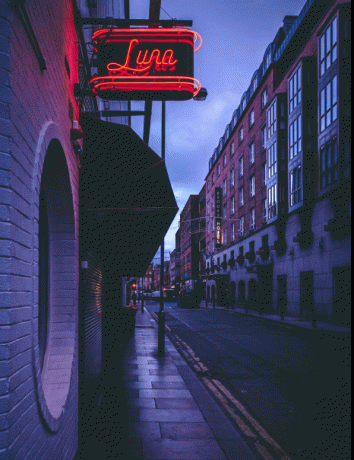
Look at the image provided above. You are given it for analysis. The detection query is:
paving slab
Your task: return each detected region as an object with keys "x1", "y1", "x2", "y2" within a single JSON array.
[{"x1": 77, "y1": 308, "x2": 257, "y2": 460}]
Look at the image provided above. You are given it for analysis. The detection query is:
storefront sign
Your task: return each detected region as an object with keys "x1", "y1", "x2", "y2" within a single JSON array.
[
  {"x1": 215, "y1": 187, "x2": 222, "y2": 248},
  {"x1": 90, "y1": 28, "x2": 202, "y2": 100}
]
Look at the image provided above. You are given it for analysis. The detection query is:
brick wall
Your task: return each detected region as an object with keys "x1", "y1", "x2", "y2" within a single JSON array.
[{"x1": 0, "y1": 0, "x2": 80, "y2": 458}]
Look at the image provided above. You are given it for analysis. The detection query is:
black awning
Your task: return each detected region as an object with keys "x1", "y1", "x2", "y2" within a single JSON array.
[{"x1": 80, "y1": 115, "x2": 178, "y2": 275}]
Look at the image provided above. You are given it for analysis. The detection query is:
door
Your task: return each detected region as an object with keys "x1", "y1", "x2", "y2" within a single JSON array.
[
  {"x1": 300, "y1": 271, "x2": 314, "y2": 319},
  {"x1": 277, "y1": 275, "x2": 287, "y2": 314},
  {"x1": 332, "y1": 266, "x2": 351, "y2": 327}
]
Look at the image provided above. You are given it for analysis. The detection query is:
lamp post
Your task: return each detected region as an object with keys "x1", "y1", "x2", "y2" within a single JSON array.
[
  {"x1": 157, "y1": 90, "x2": 207, "y2": 356},
  {"x1": 157, "y1": 100, "x2": 166, "y2": 356}
]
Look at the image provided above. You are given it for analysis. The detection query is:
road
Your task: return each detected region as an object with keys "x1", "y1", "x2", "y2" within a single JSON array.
[{"x1": 144, "y1": 301, "x2": 351, "y2": 460}]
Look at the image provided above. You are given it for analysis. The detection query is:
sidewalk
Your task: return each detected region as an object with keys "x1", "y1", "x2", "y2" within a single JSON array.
[
  {"x1": 199, "y1": 301, "x2": 351, "y2": 332},
  {"x1": 79, "y1": 307, "x2": 257, "y2": 460}
]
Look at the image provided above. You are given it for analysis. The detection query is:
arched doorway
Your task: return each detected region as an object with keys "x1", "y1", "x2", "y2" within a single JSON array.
[
  {"x1": 230, "y1": 281, "x2": 236, "y2": 308},
  {"x1": 211, "y1": 284, "x2": 216, "y2": 304},
  {"x1": 238, "y1": 281, "x2": 245, "y2": 305},
  {"x1": 248, "y1": 279, "x2": 258, "y2": 310}
]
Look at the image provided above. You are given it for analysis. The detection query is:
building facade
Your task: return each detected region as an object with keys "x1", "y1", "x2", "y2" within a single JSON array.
[
  {"x1": 203, "y1": 0, "x2": 351, "y2": 325},
  {"x1": 0, "y1": 0, "x2": 178, "y2": 458},
  {"x1": 179, "y1": 195, "x2": 200, "y2": 288}
]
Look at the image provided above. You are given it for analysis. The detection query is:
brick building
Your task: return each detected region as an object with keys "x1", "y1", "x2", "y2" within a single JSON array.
[
  {"x1": 204, "y1": 0, "x2": 351, "y2": 325},
  {"x1": 179, "y1": 195, "x2": 200, "y2": 288},
  {"x1": 0, "y1": 0, "x2": 178, "y2": 458}
]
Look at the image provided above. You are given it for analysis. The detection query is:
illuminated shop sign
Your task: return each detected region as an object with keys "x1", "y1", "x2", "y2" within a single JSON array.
[
  {"x1": 215, "y1": 187, "x2": 222, "y2": 248},
  {"x1": 90, "y1": 28, "x2": 202, "y2": 100}
]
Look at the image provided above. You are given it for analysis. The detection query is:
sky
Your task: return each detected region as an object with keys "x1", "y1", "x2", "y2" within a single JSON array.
[{"x1": 129, "y1": 0, "x2": 307, "y2": 262}]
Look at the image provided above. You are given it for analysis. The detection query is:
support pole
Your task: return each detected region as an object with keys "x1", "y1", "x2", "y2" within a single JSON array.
[{"x1": 158, "y1": 100, "x2": 166, "y2": 356}]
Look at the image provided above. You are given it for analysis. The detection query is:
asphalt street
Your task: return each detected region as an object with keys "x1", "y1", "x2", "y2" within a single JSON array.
[{"x1": 145, "y1": 301, "x2": 351, "y2": 459}]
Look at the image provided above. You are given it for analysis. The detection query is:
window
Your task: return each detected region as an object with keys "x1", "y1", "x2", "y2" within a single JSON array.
[
  {"x1": 241, "y1": 97, "x2": 246, "y2": 112},
  {"x1": 251, "y1": 77, "x2": 257, "y2": 95},
  {"x1": 230, "y1": 141, "x2": 235, "y2": 157},
  {"x1": 223, "y1": 203, "x2": 227, "y2": 219},
  {"x1": 262, "y1": 199, "x2": 267, "y2": 223},
  {"x1": 265, "y1": 50, "x2": 271, "y2": 70},
  {"x1": 261, "y1": 162, "x2": 266, "y2": 187},
  {"x1": 239, "y1": 216, "x2": 244, "y2": 236},
  {"x1": 239, "y1": 156, "x2": 244, "y2": 177},
  {"x1": 267, "y1": 142, "x2": 277, "y2": 178},
  {"x1": 249, "y1": 141, "x2": 255, "y2": 165},
  {"x1": 212, "y1": 238, "x2": 215, "y2": 252},
  {"x1": 250, "y1": 175, "x2": 255, "y2": 197},
  {"x1": 289, "y1": 115, "x2": 302, "y2": 159},
  {"x1": 260, "y1": 125, "x2": 266, "y2": 151},
  {"x1": 212, "y1": 173, "x2": 214, "y2": 185},
  {"x1": 223, "y1": 153, "x2": 227, "y2": 168},
  {"x1": 230, "y1": 196, "x2": 235, "y2": 215},
  {"x1": 223, "y1": 229, "x2": 227, "y2": 245},
  {"x1": 239, "y1": 126, "x2": 244, "y2": 144},
  {"x1": 231, "y1": 222, "x2": 236, "y2": 241},
  {"x1": 250, "y1": 208, "x2": 256, "y2": 231},
  {"x1": 212, "y1": 217, "x2": 215, "y2": 230},
  {"x1": 320, "y1": 75, "x2": 338, "y2": 132},
  {"x1": 320, "y1": 137, "x2": 338, "y2": 188},
  {"x1": 290, "y1": 165, "x2": 302, "y2": 207},
  {"x1": 268, "y1": 183, "x2": 277, "y2": 219},
  {"x1": 217, "y1": 163, "x2": 221, "y2": 177},
  {"x1": 211, "y1": 194, "x2": 215, "y2": 211},
  {"x1": 261, "y1": 88, "x2": 268, "y2": 109},
  {"x1": 222, "y1": 177, "x2": 227, "y2": 197},
  {"x1": 267, "y1": 100, "x2": 276, "y2": 139},
  {"x1": 249, "y1": 109, "x2": 255, "y2": 129},
  {"x1": 239, "y1": 187, "x2": 244, "y2": 207},
  {"x1": 320, "y1": 16, "x2": 338, "y2": 76},
  {"x1": 289, "y1": 66, "x2": 301, "y2": 113},
  {"x1": 230, "y1": 167, "x2": 235, "y2": 189},
  {"x1": 207, "y1": 200, "x2": 210, "y2": 215}
]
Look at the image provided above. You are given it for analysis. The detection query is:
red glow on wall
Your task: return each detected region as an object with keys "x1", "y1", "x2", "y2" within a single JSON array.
[{"x1": 91, "y1": 28, "x2": 202, "y2": 100}]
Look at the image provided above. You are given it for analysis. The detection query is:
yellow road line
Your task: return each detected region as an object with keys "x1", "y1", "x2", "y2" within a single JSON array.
[
  {"x1": 201, "y1": 377, "x2": 257, "y2": 439},
  {"x1": 212, "y1": 379, "x2": 291, "y2": 460}
]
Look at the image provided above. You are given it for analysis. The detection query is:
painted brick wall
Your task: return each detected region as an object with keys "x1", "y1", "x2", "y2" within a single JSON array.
[{"x1": 1, "y1": 0, "x2": 80, "y2": 458}]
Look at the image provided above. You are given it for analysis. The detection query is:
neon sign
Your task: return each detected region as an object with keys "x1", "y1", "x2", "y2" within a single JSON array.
[{"x1": 90, "y1": 28, "x2": 202, "y2": 101}]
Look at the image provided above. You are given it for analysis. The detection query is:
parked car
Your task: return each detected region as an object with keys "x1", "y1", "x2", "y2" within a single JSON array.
[
  {"x1": 151, "y1": 290, "x2": 161, "y2": 300},
  {"x1": 177, "y1": 288, "x2": 199, "y2": 309}
]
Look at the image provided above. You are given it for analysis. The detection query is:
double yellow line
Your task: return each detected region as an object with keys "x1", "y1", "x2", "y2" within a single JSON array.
[{"x1": 150, "y1": 311, "x2": 291, "y2": 460}]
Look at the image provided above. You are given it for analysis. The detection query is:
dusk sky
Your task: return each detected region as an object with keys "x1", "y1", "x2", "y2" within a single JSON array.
[{"x1": 129, "y1": 0, "x2": 307, "y2": 261}]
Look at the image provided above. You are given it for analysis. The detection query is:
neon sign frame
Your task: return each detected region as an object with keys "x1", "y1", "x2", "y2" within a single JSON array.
[{"x1": 90, "y1": 28, "x2": 202, "y2": 101}]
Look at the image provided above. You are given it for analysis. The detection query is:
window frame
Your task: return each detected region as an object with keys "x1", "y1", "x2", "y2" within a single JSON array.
[
  {"x1": 239, "y1": 187, "x2": 244, "y2": 207},
  {"x1": 223, "y1": 153, "x2": 227, "y2": 168},
  {"x1": 268, "y1": 183, "x2": 277, "y2": 219},
  {"x1": 289, "y1": 114, "x2": 302, "y2": 159},
  {"x1": 230, "y1": 195, "x2": 235, "y2": 215},
  {"x1": 267, "y1": 141, "x2": 277, "y2": 178},
  {"x1": 249, "y1": 207, "x2": 256, "y2": 231},
  {"x1": 290, "y1": 165, "x2": 302, "y2": 207},
  {"x1": 222, "y1": 177, "x2": 227, "y2": 197},
  {"x1": 230, "y1": 140, "x2": 235, "y2": 158},
  {"x1": 261, "y1": 88, "x2": 268, "y2": 110},
  {"x1": 320, "y1": 75, "x2": 338, "y2": 132},
  {"x1": 249, "y1": 108, "x2": 255, "y2": 129},
  {"x1": 320, "y1": 137, "x2": 338, "y2": 188},
  {"x1": 289, "y1": 66, "x2": 302, "y2": 113},
  {"x1": 319, "y1": 16, "x2": 338, "y2": 77},
  {"x1": 239, "y1": 216, "x2": 245, "y2": 236},
  {"x1": 239, "y1": 126, "x2": 244, "y2": 144},
  {"x1": 249, "y1": 140, "x2": 255, "y2": 165},
  {"x1": 267, "y1": 100, "x2": 277, "y2": 139},
  {"x1": 239, "y1": 155, "x2": 244, "y2": 178},
  {"x1": 249, "y1": 175, "x2": 255, "y2": 198},
  {"x1": 230, "y1": 167, "x2": 235, "y2": 189}
]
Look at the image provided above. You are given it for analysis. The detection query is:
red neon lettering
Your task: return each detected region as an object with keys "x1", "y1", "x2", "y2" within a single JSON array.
[{"x1": 107, "y1": 39, "x2": 178, "y2": 76}]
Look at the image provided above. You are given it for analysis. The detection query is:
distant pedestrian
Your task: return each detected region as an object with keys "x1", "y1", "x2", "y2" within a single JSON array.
[{"x1": 132, "y1": 292, "x2": 137, "y2": 306}]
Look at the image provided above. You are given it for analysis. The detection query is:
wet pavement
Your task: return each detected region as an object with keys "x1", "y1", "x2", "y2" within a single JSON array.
[{"x1": 76, "y1": 307, "x2": 257, "y2": 459}]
